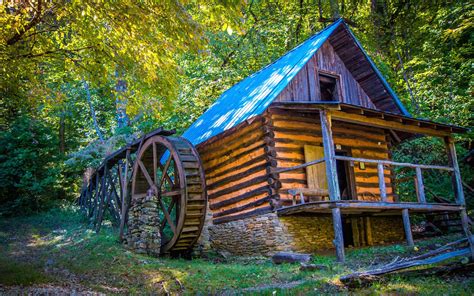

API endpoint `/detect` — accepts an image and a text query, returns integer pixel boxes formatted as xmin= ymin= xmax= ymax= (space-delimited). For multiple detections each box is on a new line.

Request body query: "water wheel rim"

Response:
xmin=131 ymin=136 xmax=187 ymax=252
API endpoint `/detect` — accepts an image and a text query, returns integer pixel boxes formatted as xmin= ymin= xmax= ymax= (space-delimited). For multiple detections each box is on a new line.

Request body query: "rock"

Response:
xmin=272 ymin=252 xmax=311 ymax=264
xmin=299 ymin=263 xmax=327 ymax=271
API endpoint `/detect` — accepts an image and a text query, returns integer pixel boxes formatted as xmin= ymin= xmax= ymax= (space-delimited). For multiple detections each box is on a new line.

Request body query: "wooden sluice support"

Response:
xmin=77 ymin=127 xmax=208 ymax=255
xmin=78 ymin=128 xmax=175 ymax=235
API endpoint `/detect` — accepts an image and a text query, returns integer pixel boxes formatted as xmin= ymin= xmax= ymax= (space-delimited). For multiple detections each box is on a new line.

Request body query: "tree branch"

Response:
xmin=12 ymin=45 xmax=96 ymax=59
xmin=7 ymin=0 xmax=44 ymax=45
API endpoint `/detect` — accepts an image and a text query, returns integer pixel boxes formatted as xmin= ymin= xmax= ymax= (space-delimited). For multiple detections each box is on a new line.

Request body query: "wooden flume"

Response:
xmin=78 ymin=128 xmax=207 ymax=255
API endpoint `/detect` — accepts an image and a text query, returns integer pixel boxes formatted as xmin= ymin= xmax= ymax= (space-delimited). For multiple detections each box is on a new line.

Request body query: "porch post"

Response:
xmin=444 ymin=136 xmax=474 ymax=259
xmin=402 ymin=209 xmax=414 ymax=247
xmin=320 ymin=110 xmax=344 ymax=262
xmin=444 ymin=137 xmax=465 ymax=205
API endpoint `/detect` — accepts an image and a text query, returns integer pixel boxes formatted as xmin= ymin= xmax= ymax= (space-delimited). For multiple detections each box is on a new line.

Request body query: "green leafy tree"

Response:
xmin=0 ymin=116 xmax=61 ymax=215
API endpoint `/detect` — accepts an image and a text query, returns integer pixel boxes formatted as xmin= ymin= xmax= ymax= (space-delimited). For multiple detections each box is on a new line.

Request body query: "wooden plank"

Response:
xmin=304 ymin=145 xmax=328 ymax=191
xmin=335 ymin=155 xmax=453 ymax=171
xmin=331 ymin=110 xmax=451 ymax=137
xmin=402 ymin=209 xmax=414 ymax=247
xmin=276 ymin=200 xmax=463 ymax=216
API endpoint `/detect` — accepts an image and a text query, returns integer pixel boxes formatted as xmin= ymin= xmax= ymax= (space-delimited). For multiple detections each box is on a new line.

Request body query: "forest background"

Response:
xmin=1 ymin=0 xmax=472 ymax=216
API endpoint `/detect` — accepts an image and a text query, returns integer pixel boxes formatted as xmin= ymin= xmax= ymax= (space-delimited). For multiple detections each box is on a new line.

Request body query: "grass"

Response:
xmin=0 ymin=204 xmax=473 ymax=295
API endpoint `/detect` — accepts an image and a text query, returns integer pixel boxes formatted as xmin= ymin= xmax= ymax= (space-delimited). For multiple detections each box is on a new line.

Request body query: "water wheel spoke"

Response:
xmin=159 ymin=198 xmax=176 ymax=234
xmin=159 ymin=164 xmax=174 ymax=187
xmin=160 ymin=198 xmax=176 ymax=231
xmin=137 ymin=160 xmax=154 ymax=188
xmin=159 ymin=155 xmax=172 ymax=189
xmin=153 ymin=142 xmax=158 ymax=185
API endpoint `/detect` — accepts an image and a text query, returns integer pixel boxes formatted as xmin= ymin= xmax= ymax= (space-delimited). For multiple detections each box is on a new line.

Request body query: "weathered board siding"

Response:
xmin=268 ymin=110 xmax=394 ymax=204
xmin=275 ymin=41 xmax=376 ymax=110
xmin=328 ymin=25 xmax=402 ymax=114
xmin=197 ymin=117 xmax=273 ymax=224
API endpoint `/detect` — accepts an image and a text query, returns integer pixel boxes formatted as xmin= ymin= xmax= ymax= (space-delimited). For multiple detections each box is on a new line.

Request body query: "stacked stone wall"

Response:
xmin=124 ymin=195 xmax=161 ymax=256
xmin=370 ymin=216 xmax=405 ymax=244
xmin=279 ymin=215 xmax=334 ymax=252
xmin=207 ymin=213 xmax=406 ymax=256
xmin=208 ymin=213 xmax=293 ymax=256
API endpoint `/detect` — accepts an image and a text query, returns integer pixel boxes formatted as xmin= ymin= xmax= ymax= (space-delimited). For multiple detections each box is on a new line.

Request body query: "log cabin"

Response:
xmin=182 ymin=19 xmax=472 ymax=262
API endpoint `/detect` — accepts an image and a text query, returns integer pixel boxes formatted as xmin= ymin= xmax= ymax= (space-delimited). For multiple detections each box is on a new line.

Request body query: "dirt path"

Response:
xmin=0 ymin=284 xmax=104 ymax=296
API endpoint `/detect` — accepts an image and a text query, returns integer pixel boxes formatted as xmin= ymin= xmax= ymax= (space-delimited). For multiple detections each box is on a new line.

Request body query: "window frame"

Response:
xmin=318 ymin=70 xmax=343 ymax=102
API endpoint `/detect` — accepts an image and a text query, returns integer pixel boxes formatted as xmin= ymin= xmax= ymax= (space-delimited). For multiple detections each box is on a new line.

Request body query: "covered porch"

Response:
xmin=268 ymin=102 xmax=473 ymax=262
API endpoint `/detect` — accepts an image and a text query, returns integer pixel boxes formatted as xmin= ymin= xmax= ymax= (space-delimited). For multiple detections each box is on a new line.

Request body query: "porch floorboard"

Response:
xmin=277 ymin=200 xmax=463 ymax=216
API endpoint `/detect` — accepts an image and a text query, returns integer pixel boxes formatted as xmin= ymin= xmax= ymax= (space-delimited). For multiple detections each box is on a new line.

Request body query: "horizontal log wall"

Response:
xmin=275 ymin=40 xmax=376 ymax=110
xmin=197 ymin=117 xmax=273 ymax=223
xmin=269 ymin=110 xmax=394 ymax=204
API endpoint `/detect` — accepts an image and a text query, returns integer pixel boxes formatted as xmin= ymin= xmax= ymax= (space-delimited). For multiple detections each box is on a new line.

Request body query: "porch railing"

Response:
xmin=272 ymin=156 xmax=459 ymax=205
xmin=334 ymin=155 xmax=454 ymax=204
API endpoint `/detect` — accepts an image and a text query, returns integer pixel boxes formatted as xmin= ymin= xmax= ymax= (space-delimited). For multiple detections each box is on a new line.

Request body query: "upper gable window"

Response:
xmin=319 ymin=72 xmax=340 ymax=101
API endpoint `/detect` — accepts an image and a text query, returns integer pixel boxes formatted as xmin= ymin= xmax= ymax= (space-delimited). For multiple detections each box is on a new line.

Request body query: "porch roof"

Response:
xmin=269 ymin=102 xmax=467 ymax=137
xmin=277 ymin=200 xmax=463 ymax=216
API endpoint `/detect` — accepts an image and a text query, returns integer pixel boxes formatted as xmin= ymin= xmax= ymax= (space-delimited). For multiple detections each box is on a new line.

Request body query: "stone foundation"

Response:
xmin=370 ymin=216 xmax=405 ymax=244
xmin=208 ymin=213 xmax=293 ymax=256
xmin=280 ymin=215 xmax=335 ymax=252
xmin=124 ymin=195 xmax=161 ymax=256
xmin=206 ymin=213 xmax=406 ymax=256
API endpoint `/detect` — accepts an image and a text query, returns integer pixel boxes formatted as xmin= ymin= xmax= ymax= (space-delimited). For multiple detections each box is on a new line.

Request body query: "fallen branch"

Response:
xmin=340 ymin=236 xmax=472 ymax=287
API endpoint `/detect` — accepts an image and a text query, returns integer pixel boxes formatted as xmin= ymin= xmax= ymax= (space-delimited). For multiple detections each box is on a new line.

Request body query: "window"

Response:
xmin=319 ymin=72 xmax=340 ymax=101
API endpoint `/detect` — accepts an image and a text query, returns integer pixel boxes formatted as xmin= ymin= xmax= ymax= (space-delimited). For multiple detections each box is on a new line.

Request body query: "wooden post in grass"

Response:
xmin=402 ymin=209 xmax=414 ymax=247
xmin=320 ymin=110 xmax=344 ymax=263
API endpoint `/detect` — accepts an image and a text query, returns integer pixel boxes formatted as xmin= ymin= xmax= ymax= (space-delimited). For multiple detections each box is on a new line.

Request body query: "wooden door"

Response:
xmin=304 ymin=145 xmax=327 ymax=190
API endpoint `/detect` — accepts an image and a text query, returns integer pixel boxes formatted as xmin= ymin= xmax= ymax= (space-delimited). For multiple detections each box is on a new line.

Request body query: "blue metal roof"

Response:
xmin=182 ymin=19 xmax=408 ymax=146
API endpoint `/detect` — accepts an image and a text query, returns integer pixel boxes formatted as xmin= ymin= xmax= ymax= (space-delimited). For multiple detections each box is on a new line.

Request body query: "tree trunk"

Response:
xmin=115 ymin=70 xmax=129 ymax=129
xmin=59 ymin=113 xmax=65 ymax=154
xmin=330 ymin=0 xmax=340 ymax=19
xmin=83 ymin=79 xmax=104 ymax=141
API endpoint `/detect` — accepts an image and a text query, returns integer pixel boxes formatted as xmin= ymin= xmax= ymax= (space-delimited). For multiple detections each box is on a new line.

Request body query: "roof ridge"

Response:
xmin=217 ymin=19 xmax=345 ymax=98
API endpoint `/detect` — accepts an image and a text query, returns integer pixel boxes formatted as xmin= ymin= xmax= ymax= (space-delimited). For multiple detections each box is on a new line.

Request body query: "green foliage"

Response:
xmin=0 ymin=116 xmax=62 ymax=215
xmin=393 ymin=137 xmax=474 ymax=210
xmin=0 ymin=1 xmax=472 ymax=214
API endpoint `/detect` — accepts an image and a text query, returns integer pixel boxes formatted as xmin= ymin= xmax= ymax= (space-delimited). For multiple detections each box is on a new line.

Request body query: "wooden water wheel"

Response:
xmin=131 ymin=135 xmax=207 ymax=254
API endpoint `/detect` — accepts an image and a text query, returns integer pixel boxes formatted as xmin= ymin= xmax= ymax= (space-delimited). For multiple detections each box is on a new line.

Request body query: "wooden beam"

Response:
xmin=320 ymin=110 xmax=341 ymax=201
xmin=332 ymin=207 xmax=345 ymax=263
xmin=402 ymin=209 xmax=414 ymax=247
xmin=331 ymin=110 xmax=451 ymax=137
xmin=276 ymin=200 xmax=463 ymax=216
xmin=271 ymin=158 xmax=325 ymax=174
xmin=334 ymin=155 xmax=453 ymax=171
